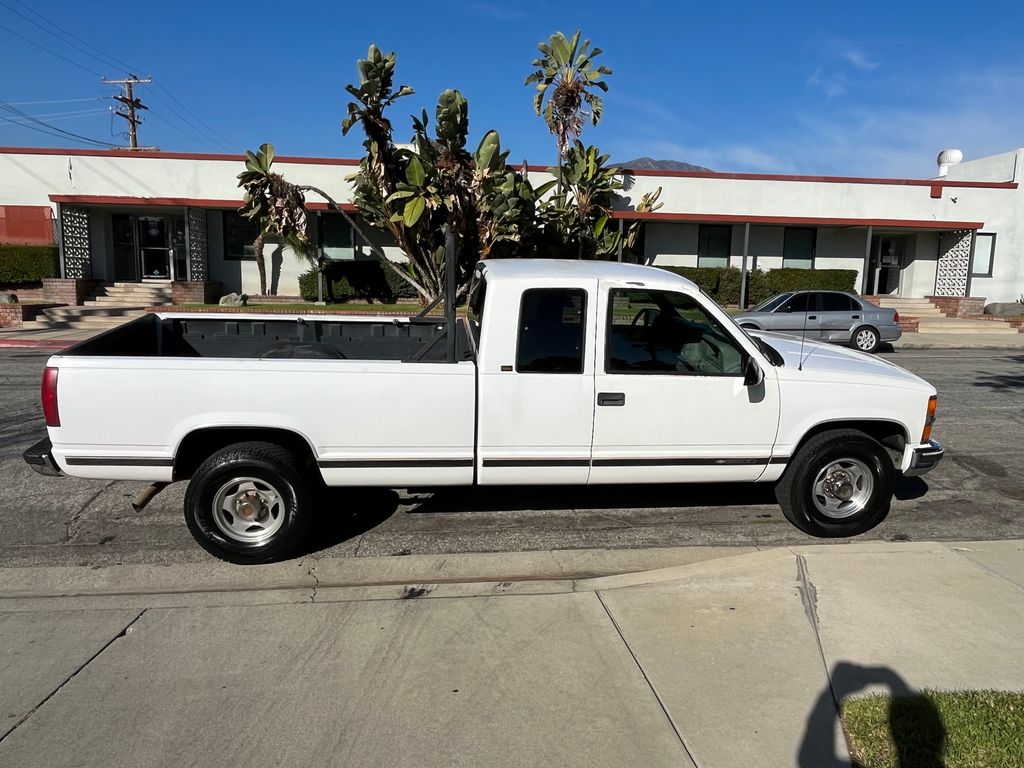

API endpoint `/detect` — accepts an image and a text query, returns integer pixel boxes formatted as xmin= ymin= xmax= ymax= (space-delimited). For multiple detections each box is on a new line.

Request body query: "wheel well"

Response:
xmin=173 ymin=427 xmax=318 ymax=480
xmin=794 ymin=420 xmax=907 ymax=466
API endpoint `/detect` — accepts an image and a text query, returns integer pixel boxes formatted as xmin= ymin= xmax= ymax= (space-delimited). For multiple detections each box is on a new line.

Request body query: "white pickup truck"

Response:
xmin=24 ymin=260 xmax=943 ymax=563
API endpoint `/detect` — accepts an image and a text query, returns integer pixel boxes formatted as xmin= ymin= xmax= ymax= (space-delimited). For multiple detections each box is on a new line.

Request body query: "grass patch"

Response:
xmin=841 ymin=690 xmax=1024 ymax=768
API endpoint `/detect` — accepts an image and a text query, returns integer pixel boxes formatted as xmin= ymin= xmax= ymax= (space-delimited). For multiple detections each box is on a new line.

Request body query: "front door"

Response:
xmin=138 ymin=217 xmax=171 ymax=279
xmin=591 ymin=286 xmax=780 ymax=484
xmin=769 ymin=292 xmax=823 ymax=339
xmin=476 ymin=284 xmax=597 ymax=485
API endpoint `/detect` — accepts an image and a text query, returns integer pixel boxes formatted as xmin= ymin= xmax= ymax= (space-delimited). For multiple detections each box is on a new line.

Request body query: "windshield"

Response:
xmin=751 ymin=292 xmax=793 ymax=312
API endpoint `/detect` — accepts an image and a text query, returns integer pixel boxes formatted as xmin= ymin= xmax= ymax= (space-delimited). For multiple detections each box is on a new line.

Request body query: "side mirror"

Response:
xmin=743 ymin=356 xmax=764 ymax=387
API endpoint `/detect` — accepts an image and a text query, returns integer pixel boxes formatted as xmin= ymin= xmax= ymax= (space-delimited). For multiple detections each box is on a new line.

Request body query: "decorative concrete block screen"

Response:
xmin=934 ymin=230 xmax=971 ymax=297
xmin=60 ymin=206 xmax=91 ymax=279
xmin=186 ymin=207 xmax=208 ymax=281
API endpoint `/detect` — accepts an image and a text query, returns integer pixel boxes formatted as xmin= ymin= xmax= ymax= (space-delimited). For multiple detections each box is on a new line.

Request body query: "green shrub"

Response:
xmin=298 ymin=260 xmax=419 ymax=303
xmin=0 ymin=245 xmax=59 ymax=283
xmin=654 ymin=265 xmax=858 ymax=307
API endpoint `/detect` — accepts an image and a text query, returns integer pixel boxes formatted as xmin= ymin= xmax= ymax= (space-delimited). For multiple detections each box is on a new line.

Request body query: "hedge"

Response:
xmin=655 ymin=265 xmax=858 ymax=306
xmin=0 ymin=245 xmax=60 ymax=283
xmin=298 ymin=260 xmax=420 ymax=303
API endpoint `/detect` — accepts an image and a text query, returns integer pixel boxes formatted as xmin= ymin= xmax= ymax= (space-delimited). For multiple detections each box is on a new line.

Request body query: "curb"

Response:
xmin=0 ymin=339 xmax=76 ymax=349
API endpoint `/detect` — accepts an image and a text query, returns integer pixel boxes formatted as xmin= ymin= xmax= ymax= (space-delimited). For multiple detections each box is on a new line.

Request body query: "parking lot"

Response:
xmin=1 ymin=347 xmax=1022 ymax=567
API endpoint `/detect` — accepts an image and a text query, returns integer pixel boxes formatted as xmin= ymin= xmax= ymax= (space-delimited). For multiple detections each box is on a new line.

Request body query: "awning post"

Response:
xmin=739 ymin=222 xmax=750 ymax=309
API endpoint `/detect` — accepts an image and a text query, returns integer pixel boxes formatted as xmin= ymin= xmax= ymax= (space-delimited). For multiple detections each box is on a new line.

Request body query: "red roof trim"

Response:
xmin=5 ymin=146 xmax=1015 ymax=189
xmin=47 ymin=194 xmax=358 ymax=211
xmin=608 ymin=211 xmax=985 ymax=230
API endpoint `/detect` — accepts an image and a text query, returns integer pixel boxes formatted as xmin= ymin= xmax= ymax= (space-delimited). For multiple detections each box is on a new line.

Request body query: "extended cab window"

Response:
xmin=516 ymin=289 xmax=586 ymax=373
xmin=607 ymin=289 xmax=744 ymax=376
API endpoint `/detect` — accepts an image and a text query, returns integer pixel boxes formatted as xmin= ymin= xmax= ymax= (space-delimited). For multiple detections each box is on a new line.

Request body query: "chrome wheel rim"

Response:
xmin=211 ymin=477 xmax=285 ymax=544
xmin=811 ymin=459 xmax=874 ymax=519
xmin=856 ymin=330 xmax=877 ymax=350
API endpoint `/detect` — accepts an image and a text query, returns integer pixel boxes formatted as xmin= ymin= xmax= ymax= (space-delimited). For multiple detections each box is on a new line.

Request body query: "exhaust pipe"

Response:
xmin=132 ymin=482 xmax=169 ymax=512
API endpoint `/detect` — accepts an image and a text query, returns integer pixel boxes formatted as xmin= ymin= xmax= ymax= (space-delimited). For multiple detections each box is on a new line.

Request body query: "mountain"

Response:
xmin=618 ymin=157 xmax=712 ymax=172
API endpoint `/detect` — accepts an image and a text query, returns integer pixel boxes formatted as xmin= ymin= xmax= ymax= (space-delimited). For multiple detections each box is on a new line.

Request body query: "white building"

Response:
xmin=0 ymin=145 xmax=1020 ymax=306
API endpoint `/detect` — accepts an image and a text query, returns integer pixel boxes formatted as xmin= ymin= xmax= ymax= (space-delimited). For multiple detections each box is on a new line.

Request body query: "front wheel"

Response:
xmin=851 ymin=326 xmax=880 ymax=353
xmin=776 ymin=429 xmax=895 ymax=537
xmin=183 ymin=441 xmax=313 ymax=564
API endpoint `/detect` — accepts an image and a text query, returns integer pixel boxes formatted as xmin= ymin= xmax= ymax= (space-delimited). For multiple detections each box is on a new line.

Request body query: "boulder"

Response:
xmin=219 ymin=292 xmax=248 ymax=307
xmin=0 ymin=292 xmax=18 ymax=304
xmin=983 ymin=302 xmax=1023 ymax=317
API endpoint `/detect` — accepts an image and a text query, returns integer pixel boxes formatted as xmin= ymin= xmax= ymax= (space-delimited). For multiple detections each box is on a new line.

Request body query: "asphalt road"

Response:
xmin=1 ymin=347 xmax=1022 ymax=567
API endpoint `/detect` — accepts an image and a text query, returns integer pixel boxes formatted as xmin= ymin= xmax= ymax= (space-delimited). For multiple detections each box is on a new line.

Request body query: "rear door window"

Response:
xmin=820 ymin=293 xmax=856 ymax=312
xmin=516 ymin=289 xmax=587 ymax=373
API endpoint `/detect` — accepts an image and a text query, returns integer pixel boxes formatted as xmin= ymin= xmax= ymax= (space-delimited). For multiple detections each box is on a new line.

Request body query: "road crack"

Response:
xmin=307 ymin=564 xmax=320 ymax=603
xmin=64 ymin=481 xmax=116 ymax=544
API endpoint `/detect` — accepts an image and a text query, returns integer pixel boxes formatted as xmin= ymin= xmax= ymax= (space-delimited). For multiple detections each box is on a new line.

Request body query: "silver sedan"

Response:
xmin=734 ymin=291 xmax=901 ymax=353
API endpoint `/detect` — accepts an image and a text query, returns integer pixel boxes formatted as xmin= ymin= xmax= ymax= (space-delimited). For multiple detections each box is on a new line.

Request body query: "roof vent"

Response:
xmin=936 ymin=148 xmax=963 ymax=177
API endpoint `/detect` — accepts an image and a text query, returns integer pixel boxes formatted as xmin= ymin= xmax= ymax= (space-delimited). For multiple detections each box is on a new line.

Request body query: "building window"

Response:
xmin=223 ymin=211 xmax=259 ymax=260
xmin=320 ymin=213 xmax=354 ymax=260
xmin=783 ymin=227 xmax=815 ymax=269
xmin=697 ymin=225 xmax=731 ymax=268
xmin=972 ymin=233 xmax=996 ymax=277
xmin=516 ymin=289 xmax=586 ymax=373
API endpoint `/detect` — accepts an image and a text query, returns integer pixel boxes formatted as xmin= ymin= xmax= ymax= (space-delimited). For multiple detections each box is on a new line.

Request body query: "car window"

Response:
xmin=516 ymin=289 xmax=586 ymax=373
xmin=753 ymin=293 xmax=792 ymax=312
xmin=779 ymin=293 xmax=815 ymax=313
xmin=820 ymin=293 xmax=856 ymax=312
xmin=607 ymin=289 xmax=744 ymax=376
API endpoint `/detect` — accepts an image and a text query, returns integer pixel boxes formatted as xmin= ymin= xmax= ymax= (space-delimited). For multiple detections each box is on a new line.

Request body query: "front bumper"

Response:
xmin=23 ymin=436 xmax=64 ymax=477
xmin=903 ymin=439 xmax=943 ymax=477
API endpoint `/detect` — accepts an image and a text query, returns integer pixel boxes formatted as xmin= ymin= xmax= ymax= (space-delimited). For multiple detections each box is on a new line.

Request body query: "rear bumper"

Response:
xmin=903 ymin=439 xmax=943 ymax=477
xmin=23 ymin=437 xmax=64 ymax=477
xmin=879 ymin=325 xmax=903 ymax=342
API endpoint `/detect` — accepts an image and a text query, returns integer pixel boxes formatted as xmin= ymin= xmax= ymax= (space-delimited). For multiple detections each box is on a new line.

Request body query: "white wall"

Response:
xmin=899 ymin=233 xmax=939 ymax=298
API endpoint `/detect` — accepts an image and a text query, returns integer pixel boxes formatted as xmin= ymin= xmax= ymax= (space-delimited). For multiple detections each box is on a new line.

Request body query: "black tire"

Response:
xmin=850 ymin=325 xmax=880 ymax=353
xmin=183 ymin=441 xmax=313 ymax=564
xmin=775 ymin=429 xmax=895 ymax=538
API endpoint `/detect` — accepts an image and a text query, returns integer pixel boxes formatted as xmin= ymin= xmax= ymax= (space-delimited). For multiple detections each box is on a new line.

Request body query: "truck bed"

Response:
xmin=68 ymin=312 xmax=472 ymax=362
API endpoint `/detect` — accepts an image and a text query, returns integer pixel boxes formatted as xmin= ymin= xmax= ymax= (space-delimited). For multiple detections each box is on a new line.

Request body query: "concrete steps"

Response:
xmin=20 ymin=304 xmax=149 ymax=331
xmin=871 ymin=296 xmax=1021 ymax=334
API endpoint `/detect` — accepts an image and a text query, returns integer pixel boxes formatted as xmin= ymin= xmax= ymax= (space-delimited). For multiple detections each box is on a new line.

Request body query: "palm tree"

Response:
xmin=525 ymin=30 xmax=612 ymax=170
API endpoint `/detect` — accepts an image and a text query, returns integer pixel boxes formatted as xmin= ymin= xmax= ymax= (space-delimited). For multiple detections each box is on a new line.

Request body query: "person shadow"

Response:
xmin=798 ymin=661 xmax=946 ymax=767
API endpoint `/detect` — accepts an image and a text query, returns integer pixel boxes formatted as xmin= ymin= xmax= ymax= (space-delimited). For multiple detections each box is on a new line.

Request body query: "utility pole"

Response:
xmin=103 ymin=74 xmax=155 ymax=150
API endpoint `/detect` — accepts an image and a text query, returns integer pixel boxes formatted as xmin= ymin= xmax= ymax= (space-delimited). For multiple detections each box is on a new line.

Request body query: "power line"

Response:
xmin=151 ymin=81 xmax=235 ymax=151
xmin=145 ymin=108 xmax=224 ymax=152
xmin=0 ymin=109 xmax=108 ymax=127
xmin=5 ymin=97 xmax=106 ymax=106
xmin=0 ymin=99 xmax=116 ymax=147
xmin=0 ymin=22 xmax=104 ymax=77
xmin=1 ymin=2 xmax=237 ymax=152
xmin=103 ymin=76 xmax=151 ymax=149
xmin=3 ymin=0 xmax=137 ymax=73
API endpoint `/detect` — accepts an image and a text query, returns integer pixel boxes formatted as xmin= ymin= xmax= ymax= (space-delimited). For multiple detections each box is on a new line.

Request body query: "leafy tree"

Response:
xmin=525 ymin=30 xmax=612 ymax=167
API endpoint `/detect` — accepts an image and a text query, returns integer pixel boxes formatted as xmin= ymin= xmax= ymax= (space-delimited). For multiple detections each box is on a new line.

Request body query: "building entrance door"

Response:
xmin=136 ymin=215 xmax=186 ymax=280
xmin=868 ymin=235 xmax=906 ymax=295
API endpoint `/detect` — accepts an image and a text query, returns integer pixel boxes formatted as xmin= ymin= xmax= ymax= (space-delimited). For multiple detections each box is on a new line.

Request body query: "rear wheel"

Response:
xmin=851 ymin=326 xmax=880 ymax=353
xmin=776 ymin=429 xmax=894 ymax=537
xmin=183 ymin=441 xmax=313 ymax=564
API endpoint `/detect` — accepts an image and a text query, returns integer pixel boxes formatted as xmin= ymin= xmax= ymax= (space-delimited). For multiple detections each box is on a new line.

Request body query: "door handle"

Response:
xmin=598 ymin=392 xmax=626 ymax=407
xmin=852 ymin=314 xmax=861 ymax=319
xmin=807 ymin=315 xmax=817 ymax=320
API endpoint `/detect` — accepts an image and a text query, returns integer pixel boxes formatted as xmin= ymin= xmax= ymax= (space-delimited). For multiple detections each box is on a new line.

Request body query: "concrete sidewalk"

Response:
xmin=1 ymin=540 xmax=1022 ymax=767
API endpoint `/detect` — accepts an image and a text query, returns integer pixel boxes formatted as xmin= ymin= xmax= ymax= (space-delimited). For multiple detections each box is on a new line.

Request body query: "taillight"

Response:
xmin=921 ymin=395 xmax=937 ymax=443
xmin=41 ymin=366 xmax=60 ymax=427
xmin=894 ymin=311 xmax=901 ymax=323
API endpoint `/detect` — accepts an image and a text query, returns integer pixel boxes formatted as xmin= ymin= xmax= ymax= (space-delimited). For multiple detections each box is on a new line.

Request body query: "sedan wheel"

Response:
xmin=852 ymin=326 xmax=880 ymax=353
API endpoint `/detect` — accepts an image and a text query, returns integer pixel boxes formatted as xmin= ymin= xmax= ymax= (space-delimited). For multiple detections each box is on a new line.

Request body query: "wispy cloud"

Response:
xmin=841 ymin=47 xmax=880 ymax=71
xmin=609 ymin=65 xmax=1024 ymax=177
xmin=807 ymin=68 xmax=848 ymax=98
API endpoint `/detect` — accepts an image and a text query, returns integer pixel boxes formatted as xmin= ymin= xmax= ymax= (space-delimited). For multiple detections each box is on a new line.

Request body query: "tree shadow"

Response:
xmin=972 ymin=353 xmax=1024 ymax=391
xmin=299 ymin=486 xmax=400 ymax=556
xmin=798 ymin=661 xmax=945 ymax=767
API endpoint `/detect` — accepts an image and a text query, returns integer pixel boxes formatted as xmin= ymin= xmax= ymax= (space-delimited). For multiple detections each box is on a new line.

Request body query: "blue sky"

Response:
xmin=1 ymin=0 xmax=1022 ymax=177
